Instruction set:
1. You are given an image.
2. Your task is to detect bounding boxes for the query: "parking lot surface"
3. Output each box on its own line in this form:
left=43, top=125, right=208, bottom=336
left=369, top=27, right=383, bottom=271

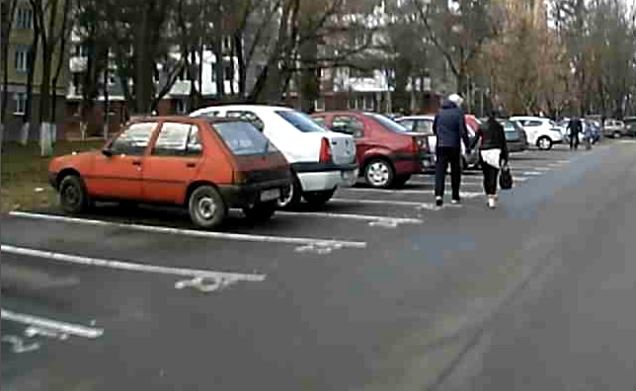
left=2, top=141, right=636, bottom=390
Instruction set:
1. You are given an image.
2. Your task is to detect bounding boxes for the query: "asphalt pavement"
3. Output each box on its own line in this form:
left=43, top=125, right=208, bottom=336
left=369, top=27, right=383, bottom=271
left=2, top=140, right=635, bottom=390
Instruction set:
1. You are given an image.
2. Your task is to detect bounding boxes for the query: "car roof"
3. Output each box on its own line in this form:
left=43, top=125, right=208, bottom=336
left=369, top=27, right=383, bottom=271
left=191, top=104, right=293, bottom=115
left=397, top=115, right=435, bottom=120
left=132, top=116, right=248, bottom=125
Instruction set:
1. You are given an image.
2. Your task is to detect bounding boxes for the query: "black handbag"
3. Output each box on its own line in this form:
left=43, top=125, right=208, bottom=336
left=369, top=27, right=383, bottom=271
left=499, top=164, right=513, bottom=190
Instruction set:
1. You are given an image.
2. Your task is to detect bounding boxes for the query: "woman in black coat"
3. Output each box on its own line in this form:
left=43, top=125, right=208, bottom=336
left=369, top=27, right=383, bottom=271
left=470, top=112, right=509, bottom=208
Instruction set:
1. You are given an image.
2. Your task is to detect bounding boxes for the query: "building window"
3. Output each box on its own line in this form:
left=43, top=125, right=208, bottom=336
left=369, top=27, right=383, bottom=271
left=15, top=7, right=33, bottom=29
left=222, top=36, right=232, bottom=53
left=224, top=62, right=233, bottom=81
left=175, top=99, right=187, bottom=114
left=14, top=93, right=27, bottom=115
left=75, top=43, right=89, bottom=58
left=14, top=46, right=29, bottom=73
left=314, top=98, right=325, bottom=112
left=350, top=67, right=374, bottom=79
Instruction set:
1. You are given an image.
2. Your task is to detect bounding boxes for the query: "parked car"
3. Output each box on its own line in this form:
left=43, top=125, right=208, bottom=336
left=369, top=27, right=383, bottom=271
left=48, top=117, right=292, bottom=229
left=624, top=117, right=636, bottom=137
left=508, top=116, right=564, bottom=150
left=312, top=111, right=429, bottom=188
left=499, top=119, right=528, bottom=152
left=396, top=114, right=481, bottom=169
left=190, top=105, right=358, bottom=208
left=603, top=119, right=628, bottom=138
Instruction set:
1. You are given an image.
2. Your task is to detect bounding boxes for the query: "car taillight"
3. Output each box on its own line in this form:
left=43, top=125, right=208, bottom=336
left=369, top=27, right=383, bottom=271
left=319, top=137, right=332, bottom=164
left=412, top=136, right=426, bottom=153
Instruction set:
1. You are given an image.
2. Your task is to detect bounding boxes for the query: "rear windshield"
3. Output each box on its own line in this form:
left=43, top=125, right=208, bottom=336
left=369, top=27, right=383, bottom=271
left=213, top=121, right=274, bottom=155
left=368, top=113, right=409, bottom=133
left=276, top=110, right=327, bottom=133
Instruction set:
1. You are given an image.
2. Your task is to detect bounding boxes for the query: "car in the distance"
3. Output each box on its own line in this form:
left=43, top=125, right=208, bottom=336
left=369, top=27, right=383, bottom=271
left=624, top=117, right=636, bottom=137
left=499, top=119, right=528, bottom=152
left=603, top=119, right=629, bottom=138
left=312, top=111, right=429, bottom=188
left=48, top=117, right=292, bottom=229
left=509, top=116, right=564, bottom=150
left=190, top=105, right=358, bottom=208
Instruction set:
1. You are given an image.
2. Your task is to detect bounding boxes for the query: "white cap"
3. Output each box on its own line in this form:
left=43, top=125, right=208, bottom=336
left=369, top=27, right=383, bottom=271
left=448, top=93, right=464, bottom=106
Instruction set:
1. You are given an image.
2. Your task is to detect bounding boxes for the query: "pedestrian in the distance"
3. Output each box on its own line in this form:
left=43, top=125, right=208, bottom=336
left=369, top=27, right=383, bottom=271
left=470, top=111, right=509, bottom=209
left=433, top=93, right=471, bottom=207
left=568, top=117, right=582, bottom=150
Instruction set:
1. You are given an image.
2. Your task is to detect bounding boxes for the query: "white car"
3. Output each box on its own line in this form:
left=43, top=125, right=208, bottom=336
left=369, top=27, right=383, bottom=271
left=190, top=105, right=358, bottom=208
left=509, top=116, right=564, bottom=150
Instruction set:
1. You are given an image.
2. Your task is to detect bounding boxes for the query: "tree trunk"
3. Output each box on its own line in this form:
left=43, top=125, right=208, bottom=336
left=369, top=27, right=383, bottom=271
left=22, top=4, right=41, bottom=145
left=1, top=0, right=18, bottom=132
left=103, top=59, right=110, bottom=139
left=134, top=9, right=153, bottom=114
left=234, top=33, right=246, bottom=97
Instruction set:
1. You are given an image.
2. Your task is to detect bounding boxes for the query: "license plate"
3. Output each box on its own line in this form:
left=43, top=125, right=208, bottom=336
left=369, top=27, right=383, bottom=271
left=260, top=188, right=280, bottom=202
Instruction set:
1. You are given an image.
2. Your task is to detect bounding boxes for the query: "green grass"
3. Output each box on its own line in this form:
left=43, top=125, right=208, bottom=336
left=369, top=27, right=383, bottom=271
left=1, top=140, right=104, bottom=213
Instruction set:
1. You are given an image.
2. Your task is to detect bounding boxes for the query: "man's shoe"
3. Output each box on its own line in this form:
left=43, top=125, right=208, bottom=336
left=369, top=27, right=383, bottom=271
left=487, top=197, right=496, bottom=209
left=451, top=198, right=461, bottom=204
left=435, top=197, right=443, bottom=207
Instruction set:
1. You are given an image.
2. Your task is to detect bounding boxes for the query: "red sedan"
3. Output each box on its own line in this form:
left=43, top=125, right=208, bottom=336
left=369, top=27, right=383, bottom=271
left=312, top=111, right=430, bottom=188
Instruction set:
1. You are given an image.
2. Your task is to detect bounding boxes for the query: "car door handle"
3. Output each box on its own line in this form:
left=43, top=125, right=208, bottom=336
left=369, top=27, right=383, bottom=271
left=186, top=162, right=196, bottom=168
left=132, top=160, right=142, bottom=166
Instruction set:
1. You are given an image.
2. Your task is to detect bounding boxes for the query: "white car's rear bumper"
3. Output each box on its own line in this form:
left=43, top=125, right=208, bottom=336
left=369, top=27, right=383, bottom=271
left=298, top=169, right=358, bottom=191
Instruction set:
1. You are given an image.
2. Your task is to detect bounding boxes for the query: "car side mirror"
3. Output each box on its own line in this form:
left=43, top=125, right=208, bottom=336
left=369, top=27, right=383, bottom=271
left=102, top=148, right=113, bottom=157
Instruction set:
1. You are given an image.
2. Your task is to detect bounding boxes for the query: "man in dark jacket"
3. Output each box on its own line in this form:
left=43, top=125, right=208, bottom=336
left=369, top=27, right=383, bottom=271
left=568, top=117, right=582, bottom=150
left=433, top=93, right=471, bottom=207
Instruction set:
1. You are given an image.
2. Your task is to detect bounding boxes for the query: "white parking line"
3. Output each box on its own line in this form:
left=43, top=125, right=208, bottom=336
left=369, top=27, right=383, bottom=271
left=330, top=198, right=461, bottom=210
left=1, top=308, right=103, bottom=339
left=342, top=188, right=484, bottom=198
left=1, top=244, right=266, bottom=283
left=276, top=211, right=422, bottom=224
left=520, top=171, right=544, bottom=176
left=8, top=211, right=366, bottom=250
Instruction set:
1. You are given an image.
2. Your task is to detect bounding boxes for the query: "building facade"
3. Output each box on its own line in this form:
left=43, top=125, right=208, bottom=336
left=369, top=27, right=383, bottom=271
left=0, top=0, right=67, bottom=142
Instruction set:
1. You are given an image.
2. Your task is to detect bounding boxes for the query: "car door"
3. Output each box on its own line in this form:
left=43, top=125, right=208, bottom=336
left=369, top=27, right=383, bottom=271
left=88, top=122, right=157, bottom=200
left=142, top=121, right=205, bottom=204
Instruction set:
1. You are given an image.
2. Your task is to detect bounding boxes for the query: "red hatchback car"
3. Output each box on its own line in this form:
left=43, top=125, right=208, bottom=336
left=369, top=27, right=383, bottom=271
left=312, top=112, right=430, bottom=188
left=48, top=117, right=291, bottom=229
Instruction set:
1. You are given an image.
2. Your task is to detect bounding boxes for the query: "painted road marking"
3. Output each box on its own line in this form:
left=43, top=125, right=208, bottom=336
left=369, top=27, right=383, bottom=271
left=1, top=335, right=40, bottom=353
left=8, top=211, right=366, bottom=252
left=1, top=308, right=103, bottom=339
left=343, top=188, right=484, bottom=198
left=276, top=211, right=422, bottom=226
left=520, top=171, right=544, bottom=176
left=330, top=198, right=462, bottom=210
left=1, top=245, right=267, bottom=293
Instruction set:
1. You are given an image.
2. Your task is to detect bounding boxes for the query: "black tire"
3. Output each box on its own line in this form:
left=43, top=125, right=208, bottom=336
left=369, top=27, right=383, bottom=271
left=277, top=174, right=302, bottom=209
left=536, top=136, right=553, bottom=150
left=393, top=174, right=411, bottom=188
left=188, top=185, right=227, bottom=229
left=59, top=175, right=89, bottom=214
left=303, top=189, right=336, bottom=207
left=364, top=158, right=395, bottom=188
left=243, top=201, right=277, bottom=222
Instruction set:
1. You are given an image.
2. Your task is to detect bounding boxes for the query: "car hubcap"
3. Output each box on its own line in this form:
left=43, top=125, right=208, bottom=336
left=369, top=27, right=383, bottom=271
left=367, top=162, right=389, bottom=186
left=540, top=139, right=550, bottom=149
left=63, top=185, right=79, bottom=206
left=198, top=197, right=216, bottom=220
left=278, top=183, right=294, bottom=207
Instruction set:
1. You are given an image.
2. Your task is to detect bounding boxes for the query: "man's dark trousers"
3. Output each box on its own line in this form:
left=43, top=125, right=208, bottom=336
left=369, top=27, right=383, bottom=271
left=570, top=132, right=579, bottom=150
left=435, top=147, right=462, bottom=200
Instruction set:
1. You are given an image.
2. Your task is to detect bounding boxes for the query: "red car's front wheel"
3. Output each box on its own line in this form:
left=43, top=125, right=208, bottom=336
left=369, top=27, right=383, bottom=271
left=59, top=175, right=89, bottom=214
